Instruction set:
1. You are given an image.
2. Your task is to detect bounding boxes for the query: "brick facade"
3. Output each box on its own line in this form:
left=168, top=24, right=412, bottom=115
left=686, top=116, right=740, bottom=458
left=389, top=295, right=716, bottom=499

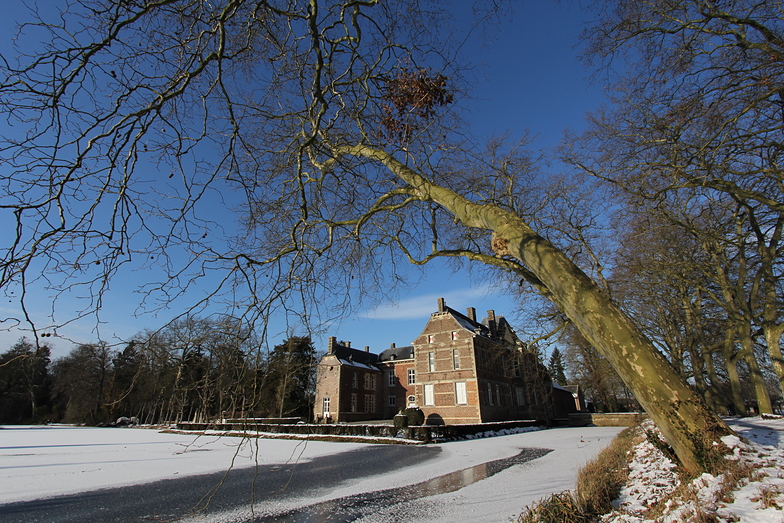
left=313, top=298, right=573, bottom=424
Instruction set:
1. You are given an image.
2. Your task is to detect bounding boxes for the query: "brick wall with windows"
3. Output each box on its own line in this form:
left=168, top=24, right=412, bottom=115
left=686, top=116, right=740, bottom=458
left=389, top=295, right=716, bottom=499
left=313, top=299, right=570, bottom=425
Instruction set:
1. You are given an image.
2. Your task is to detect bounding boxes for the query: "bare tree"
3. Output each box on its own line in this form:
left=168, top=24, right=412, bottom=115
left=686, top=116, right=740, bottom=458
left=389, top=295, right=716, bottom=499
left=567, top=0, right=784, bottom=401
left=0, top=0, right=732, bottom=472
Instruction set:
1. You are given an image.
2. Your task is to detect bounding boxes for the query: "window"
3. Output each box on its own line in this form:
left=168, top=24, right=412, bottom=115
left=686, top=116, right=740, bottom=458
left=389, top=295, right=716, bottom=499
left=407, top=395, right=416, bottom=406
left=424, top=384, right=435, bottom=406
left=365, top=394, right=376, bottom=413
left=428, top=334, right=435, bottom=344
left=516, top=387, right=525, bottom=406
left=455, top=382, right=467, bottom=405
left=352, top=373, right=358, bottom=388
left=322, top=397, right=331, bottom=415
left=408, top=368, right=416, bottom=385
left=453, top=349, right=460, bottom=369
left=487, top=383, right=494, bottom=406
left=364, top=373, right=376, bottom=390
left=350, top=393, right=358, bottom=412
left=388, top=395, right=397, bottom=407
left=388, top=370, right=396, bottom=387
left=428, top=352, right=435, bottom=372
left=451, top=331, right=458, bottom=341
left=495, top=384, right=501, bottom=406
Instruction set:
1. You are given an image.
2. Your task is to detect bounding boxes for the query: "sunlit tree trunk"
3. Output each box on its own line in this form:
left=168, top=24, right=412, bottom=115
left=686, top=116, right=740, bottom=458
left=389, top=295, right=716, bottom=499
left=341, top=146, right=732, bottom=474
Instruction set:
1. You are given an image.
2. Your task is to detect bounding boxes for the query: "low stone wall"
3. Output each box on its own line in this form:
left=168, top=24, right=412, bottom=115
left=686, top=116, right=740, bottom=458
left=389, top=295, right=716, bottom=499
left=223, top=417, right=301, bottom=425
left=175, top=419, right=541, bottom=443
left=569, top=412, right=648, bottom=427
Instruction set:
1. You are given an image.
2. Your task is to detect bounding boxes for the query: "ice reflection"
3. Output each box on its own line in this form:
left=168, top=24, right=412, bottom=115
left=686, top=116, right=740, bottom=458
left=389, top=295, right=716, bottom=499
left=258, top=447, right=552, bottom=522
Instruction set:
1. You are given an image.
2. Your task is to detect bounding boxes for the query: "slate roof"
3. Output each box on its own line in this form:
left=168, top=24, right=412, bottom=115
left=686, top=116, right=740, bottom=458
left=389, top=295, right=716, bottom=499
left=445, top=307, right=492, bottom=337
left=331, top=344, right=380, bottom=369
left=378, top=345, right=415, bottom=362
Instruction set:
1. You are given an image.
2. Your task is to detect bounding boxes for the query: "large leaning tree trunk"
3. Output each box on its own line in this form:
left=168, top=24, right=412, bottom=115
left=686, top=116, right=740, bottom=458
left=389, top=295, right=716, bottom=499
left=334, top=145, right=732, bottom=475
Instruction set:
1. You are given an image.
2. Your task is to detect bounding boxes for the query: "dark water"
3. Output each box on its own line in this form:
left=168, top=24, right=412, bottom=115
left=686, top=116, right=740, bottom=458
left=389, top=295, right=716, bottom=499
left=256, top=447, right=553, bottom=522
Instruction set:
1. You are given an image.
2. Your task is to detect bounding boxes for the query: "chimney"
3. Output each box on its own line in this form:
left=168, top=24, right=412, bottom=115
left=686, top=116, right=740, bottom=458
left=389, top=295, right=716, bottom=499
left=466, top=307, right=476, bottom=322
left=390, top=342, right=396, bottom=349
left=364, top=345, right=370, bottom=352
left=345, top=341, right=351, bottom=348
left=328, top=336, right=337, bottom=354
left=487, top=310, right=497, bottom=336
left=437, top=297, right=446, bottom=312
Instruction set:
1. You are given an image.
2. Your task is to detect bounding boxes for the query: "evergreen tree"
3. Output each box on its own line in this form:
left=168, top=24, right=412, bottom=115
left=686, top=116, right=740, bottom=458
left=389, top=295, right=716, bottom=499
left=261, top=337, right=316, bottom=419
left=547, top=348, right=567, bottom=386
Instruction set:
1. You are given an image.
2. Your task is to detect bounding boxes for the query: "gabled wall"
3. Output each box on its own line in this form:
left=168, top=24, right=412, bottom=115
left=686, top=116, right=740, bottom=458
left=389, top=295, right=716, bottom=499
left=312, top=298, right=577, bottom=425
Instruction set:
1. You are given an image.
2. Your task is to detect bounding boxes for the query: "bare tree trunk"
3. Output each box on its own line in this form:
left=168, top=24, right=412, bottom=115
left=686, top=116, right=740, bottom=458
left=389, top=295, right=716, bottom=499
left=702, top=350, right=727, bottom=416
left=341, top=146, right=732, bottom=474
left=738, top=323, right=773, bottom=415
left=764, top=326, right=784, bottom=399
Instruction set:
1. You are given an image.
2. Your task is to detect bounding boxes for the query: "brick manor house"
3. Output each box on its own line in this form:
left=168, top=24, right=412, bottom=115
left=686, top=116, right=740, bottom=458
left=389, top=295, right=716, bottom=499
left=313, top=298, right=579, bottom=425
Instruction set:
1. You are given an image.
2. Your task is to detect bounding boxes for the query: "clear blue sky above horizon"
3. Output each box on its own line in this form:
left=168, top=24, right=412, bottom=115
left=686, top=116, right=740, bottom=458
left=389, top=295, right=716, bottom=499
left=0, top=1, right=607, bottom=359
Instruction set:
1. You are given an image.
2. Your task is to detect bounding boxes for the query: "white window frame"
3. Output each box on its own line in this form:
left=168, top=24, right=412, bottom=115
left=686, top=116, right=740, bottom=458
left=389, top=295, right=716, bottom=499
left=350, top=393, right=358, bottom=412
left=424, top=384, right=435, bottom=406
left=408, top=368, right=416, bottom=385
left=428, top=352, right=435, bottom=372
left=453, top=349, right=460, bottom=369
left=455, top=382, right=468, bottom=405
left=322, top=397, right=331, bottom=415
left=388, top=395, right=396, bottom=407
left=388, top=370, right=396, bottom=387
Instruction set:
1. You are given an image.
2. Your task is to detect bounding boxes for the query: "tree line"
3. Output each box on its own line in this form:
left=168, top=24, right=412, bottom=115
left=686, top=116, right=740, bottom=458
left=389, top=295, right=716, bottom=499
left=0, top=318, right=316, bottom=425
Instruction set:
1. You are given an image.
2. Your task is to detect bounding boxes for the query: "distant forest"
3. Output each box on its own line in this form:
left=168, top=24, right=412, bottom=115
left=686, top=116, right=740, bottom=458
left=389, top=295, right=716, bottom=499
left=0, top=316, right=316, bottom=425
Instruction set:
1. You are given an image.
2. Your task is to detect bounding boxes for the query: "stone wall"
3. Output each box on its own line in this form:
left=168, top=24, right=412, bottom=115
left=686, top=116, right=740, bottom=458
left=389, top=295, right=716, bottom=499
left=176, top=419, right=541, bottom=443
left=569, top=412, right=648, bottom=427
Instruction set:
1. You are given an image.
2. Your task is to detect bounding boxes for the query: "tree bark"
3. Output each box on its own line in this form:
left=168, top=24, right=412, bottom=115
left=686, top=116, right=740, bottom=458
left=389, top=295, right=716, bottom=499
left=737, top=321, right=773, bottom=415
left=339, top=145, right=732, bottom=474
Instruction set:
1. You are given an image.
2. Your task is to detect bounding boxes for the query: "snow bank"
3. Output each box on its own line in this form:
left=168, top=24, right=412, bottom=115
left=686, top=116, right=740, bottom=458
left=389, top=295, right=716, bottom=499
left=602, top=417, right=784, bottom=523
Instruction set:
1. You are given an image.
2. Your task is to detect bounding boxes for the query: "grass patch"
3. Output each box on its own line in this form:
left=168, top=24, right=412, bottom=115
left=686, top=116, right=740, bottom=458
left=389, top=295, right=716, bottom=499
left=517, top=492, right=592, bottom=523
left=517, top=426, right=638, bottom=522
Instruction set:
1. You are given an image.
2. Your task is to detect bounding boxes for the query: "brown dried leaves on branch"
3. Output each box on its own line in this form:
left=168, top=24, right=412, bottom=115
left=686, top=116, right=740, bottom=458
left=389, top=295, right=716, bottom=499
left=380, top=68, right=454, bottom=144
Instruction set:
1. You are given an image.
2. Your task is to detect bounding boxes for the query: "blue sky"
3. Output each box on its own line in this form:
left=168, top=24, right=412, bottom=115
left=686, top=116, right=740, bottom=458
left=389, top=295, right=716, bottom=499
left=0, top=1, right=606, bottom=359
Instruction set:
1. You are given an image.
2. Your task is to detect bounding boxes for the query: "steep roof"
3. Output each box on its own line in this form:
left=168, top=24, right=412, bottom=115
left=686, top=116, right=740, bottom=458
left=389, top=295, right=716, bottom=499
left=448, top=307, right=492, bottom=336
left=378, top=345, right=415, bottom=362
left=330, top=344, right=380, bottom=369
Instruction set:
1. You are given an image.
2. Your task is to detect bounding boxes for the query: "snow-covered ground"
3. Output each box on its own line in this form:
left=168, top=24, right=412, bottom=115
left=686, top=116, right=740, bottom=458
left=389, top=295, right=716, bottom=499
left=0, top=423, right=622, bottom=521
left=603, top=417, right=784, bottom=523
left=3, top=419, right=781, bottom=522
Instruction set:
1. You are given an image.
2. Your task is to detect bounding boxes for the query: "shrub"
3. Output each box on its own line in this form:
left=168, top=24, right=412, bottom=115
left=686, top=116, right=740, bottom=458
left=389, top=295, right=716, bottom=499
left=404, top=407, right=425, bottom=426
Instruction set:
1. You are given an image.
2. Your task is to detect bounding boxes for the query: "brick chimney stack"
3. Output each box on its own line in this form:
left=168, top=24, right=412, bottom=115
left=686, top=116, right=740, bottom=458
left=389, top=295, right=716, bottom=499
left=390, top=342, right=396, bottom=348
left=364, top=346, right=370, bottom=352
left=487, top=310, right=497, bottom=336
left=466, top=307, right=476, bottom=322
left=437, top=297, right=446, bottom=312
left=328, top=336, right=337, bottom=354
